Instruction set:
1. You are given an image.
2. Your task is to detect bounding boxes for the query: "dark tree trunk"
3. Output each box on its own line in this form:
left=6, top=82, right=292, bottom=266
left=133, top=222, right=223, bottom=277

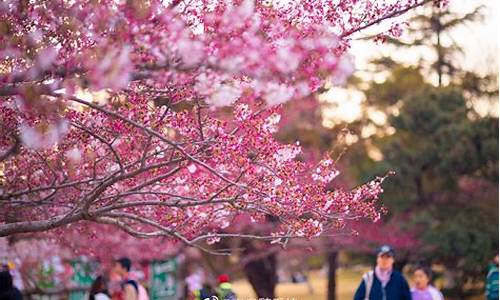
left=436, top=30, right=443, bottom=86
left=241, top=239, right=277, bottom=298
left=243, top=252, right=277, bottom=298
left=327, top=250, right=338, bottom=300
left=415, top=175, right=426, bottom=205
left=432, top=13, right=444, bottom=87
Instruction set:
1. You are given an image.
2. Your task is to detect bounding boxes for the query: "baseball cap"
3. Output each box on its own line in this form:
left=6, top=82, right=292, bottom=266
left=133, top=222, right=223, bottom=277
left=218, top=274, right=230, bottom=283
left=377, top=245, right=395, bottom=257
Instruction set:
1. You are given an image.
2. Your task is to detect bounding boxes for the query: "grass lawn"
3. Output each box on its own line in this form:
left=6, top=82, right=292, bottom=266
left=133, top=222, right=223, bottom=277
left=231, top=268, right=486, bottom=300
left=231, top=268, right=367, bottom=300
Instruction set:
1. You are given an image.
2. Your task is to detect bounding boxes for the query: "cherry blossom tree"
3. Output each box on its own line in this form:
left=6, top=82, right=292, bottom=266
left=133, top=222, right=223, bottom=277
left=0, top=0, right=444, bottom=253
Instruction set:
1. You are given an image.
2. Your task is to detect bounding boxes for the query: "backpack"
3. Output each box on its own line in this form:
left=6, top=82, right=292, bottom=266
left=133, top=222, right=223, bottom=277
left=220, top=291, right=237, bottom=300
left=124, top=279, right=150, bottom=300
left=194, top=288, right=217, bottom=300
left=362, top=271, right=374, bottom=300
left=217, top=284, right=237, bottom=300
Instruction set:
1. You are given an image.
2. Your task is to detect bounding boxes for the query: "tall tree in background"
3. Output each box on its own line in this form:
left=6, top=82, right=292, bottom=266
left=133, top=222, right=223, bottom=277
left=386, top=5, right=484, bottom=86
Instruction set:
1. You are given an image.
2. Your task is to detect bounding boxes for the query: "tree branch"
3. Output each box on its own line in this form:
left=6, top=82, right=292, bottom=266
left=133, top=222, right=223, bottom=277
left=341, top=0, right=433, bottom=38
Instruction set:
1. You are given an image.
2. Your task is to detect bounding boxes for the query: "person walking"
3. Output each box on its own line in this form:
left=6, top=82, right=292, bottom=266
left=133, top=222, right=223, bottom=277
left=112, top=258, right=148, bottom=300
left=354, top=245, right=411, bottom=300
left=216, top=274, right=237, bottom=300
left=193, top=283, right=218, bottom=300
left=112, top=258, right=137, bottom=300
left=89, top=275, right=111, bottom=300
left=0, top=269, right=22, bottom=300
left=185, top=266, right=205, bottom=300
left=486, top=254, right=499, bottom=300
left=410, top=266, right=443, bottom=300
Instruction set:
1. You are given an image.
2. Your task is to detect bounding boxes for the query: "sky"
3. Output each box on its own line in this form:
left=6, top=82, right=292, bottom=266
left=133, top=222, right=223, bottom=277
left=321, top=0, right=499, bottom=126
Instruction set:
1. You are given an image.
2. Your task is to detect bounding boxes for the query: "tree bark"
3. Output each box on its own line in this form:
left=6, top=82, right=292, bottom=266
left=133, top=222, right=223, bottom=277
left=241, top=240, right=277, bottom=298
left=327, top=250, right=338, bottom=300
left=415, top=175, right=426, bottom=205
left=0, top=213, right=83, bottom=237
left=432, top=13, right=444, bottom=87
left=243, top=253, right=277, bottom=298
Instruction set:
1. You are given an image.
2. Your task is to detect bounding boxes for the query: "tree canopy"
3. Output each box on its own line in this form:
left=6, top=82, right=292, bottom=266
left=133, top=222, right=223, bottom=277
left=0, top=0, right=443, bottom=254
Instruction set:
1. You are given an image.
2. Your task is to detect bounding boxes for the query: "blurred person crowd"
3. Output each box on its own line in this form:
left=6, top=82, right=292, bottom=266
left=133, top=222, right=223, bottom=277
left=354, top=245, right=499, bottom=300
left=0, top=249, right=498, bottom=300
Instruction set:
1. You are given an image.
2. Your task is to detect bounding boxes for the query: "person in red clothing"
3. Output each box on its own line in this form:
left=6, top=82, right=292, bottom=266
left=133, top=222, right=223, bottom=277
left=216, top=274, right=237, bottom=300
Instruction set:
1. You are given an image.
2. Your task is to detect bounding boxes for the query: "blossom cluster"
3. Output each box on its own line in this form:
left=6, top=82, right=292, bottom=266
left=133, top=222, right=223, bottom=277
left=0, top=0, right=442, bottom=247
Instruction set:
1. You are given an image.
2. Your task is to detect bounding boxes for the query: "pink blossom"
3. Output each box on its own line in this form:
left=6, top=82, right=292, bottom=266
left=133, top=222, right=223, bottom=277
left=89, top=46, right=132, bottom=90
left=187, top=164, right=197, bottom=173
left=274, top=146, right=302, bottom=163
left=35, top=46, right=58, bottom=71
left=0, top=0, right=432, bottom=247
left=177, top=37, right=205, bottom=67
left=275, top=40, right=301, bottom=73
left=65, top=148, right=82, bottom=162
left=19, top=120, right=69, bottom=149
left=207, top=84, right=242, bottom=107
left=331, top=55, right=355, bottom=85
left=264, top=83, right=295, bottom=106
left=389, top=22, right=407, bottom=38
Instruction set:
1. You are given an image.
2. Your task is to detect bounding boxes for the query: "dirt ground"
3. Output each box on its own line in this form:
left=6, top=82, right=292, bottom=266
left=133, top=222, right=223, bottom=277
left=231, top=269, right=486, bottom=300
left=231, top=268, right=364, bottom=300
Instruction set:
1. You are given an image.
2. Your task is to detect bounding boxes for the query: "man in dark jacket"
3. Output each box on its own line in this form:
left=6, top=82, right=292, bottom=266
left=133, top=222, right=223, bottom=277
left=354, top=245, right=411, bottom=300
